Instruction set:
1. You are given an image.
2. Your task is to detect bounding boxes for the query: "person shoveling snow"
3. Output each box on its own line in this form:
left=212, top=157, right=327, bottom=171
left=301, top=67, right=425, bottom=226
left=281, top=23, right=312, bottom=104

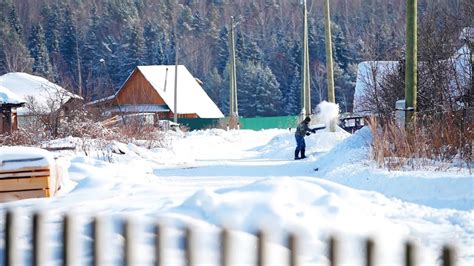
left=294, top=101, right=340, bottom=160
left=294, top=116, right=325, bottom=160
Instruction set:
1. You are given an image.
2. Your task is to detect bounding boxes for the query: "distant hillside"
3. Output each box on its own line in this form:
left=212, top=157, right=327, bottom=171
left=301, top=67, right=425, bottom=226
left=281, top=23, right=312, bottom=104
left=0, top=0, right=471, bottom=116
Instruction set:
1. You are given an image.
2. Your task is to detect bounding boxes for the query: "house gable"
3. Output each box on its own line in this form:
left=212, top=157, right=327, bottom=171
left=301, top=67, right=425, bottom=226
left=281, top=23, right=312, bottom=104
left=138, top=65, right=224, bottom=118
left=116, top=69, right=167, bottom=106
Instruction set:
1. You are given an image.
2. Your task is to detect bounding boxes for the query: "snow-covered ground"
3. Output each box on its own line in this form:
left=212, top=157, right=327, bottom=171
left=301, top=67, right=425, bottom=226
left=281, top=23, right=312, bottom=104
left=1, top=126, right=473, bottom=265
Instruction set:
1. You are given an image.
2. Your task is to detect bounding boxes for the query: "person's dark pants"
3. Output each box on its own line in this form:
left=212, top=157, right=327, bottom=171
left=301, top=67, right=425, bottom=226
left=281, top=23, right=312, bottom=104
left=295, top=135, right=306, bottom=159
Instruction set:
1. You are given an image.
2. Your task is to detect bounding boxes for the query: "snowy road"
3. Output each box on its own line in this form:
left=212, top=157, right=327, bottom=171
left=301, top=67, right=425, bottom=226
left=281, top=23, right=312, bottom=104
left=1, top=128, right=473, bottom=265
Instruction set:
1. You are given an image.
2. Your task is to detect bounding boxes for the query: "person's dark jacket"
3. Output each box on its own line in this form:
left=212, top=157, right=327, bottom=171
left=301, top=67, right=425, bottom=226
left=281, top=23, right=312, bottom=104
left=295, top=121, right=314, bottom=137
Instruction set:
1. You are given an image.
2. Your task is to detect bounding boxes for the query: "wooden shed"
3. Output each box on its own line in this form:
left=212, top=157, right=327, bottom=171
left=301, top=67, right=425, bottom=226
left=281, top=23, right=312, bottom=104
left=0, top=85, right=25, bottom=134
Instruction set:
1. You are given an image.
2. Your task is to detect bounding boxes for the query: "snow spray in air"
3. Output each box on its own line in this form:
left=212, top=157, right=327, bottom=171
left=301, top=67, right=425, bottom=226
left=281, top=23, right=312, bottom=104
left=314, top=101, right=340, bottom=127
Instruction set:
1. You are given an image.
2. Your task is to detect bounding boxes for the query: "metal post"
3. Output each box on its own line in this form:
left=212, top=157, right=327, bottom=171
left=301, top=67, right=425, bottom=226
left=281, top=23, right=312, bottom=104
left=324, top=0, right=337, bottom=132
left=405, top=0, right=418, bottom=126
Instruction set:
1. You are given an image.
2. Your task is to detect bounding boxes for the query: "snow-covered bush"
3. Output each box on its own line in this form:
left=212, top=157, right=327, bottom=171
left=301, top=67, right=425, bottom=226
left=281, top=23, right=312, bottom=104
left=0, top=129, right=36, bottom=146
left=57, top=107, right=111, bottom=139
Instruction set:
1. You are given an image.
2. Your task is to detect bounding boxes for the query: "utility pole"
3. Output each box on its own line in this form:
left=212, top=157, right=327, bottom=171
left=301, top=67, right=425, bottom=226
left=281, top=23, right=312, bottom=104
left=301, top=0, right=311, bottom=119
left=228, top=16, right=239, bottom=128
left=75, top=25, right=83, bottom=97
left=405, top=0, right=417, bottom=127
left=324, top=0, right=336, bottom=132
left=173, top=40, right=179, bottom=124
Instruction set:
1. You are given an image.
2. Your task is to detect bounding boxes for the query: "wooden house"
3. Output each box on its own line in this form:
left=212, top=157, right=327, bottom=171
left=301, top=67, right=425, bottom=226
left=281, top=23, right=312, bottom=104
left=0, top=85, right=25, bottom=134
left=0, top=72, right=83, bottom=128
left=89, top=65, right=224, bottom=122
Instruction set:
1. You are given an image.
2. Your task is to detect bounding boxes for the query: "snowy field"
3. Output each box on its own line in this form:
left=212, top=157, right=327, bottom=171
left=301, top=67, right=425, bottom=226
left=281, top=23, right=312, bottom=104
left=1, top=126, right=473, bottom=265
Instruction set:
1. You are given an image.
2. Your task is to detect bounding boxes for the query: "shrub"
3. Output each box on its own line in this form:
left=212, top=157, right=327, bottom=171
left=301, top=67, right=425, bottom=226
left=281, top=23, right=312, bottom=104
left=368, top=108, right=473, bottom=171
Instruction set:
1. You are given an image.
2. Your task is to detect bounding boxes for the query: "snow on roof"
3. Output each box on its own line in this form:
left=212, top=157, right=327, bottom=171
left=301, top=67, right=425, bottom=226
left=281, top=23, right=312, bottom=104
left=85, top=94, right=115, bottom=106
left=131, top=65, right=224, bottom=118
left=353, top=45, right=472, bottom=114
left=0, top=72, right=82, bottom=115
left=353, top=61, right=399, bottom=114
left=0, top=85, right=25, bottom=105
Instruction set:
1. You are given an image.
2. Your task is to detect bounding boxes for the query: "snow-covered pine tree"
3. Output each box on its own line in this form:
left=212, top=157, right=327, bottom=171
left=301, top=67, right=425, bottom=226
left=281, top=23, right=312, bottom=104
left=41, top=4, right=61, bottom=57
left=81, top=7, right=104, bottom=99
left=237, top=61, right=282, bottom=117
left=287, top=66, right=302, bottom=115
left=268, top=32, right=297, bottom=115
left=0, top=3, right=32, bottom=73
left=216, top=26, right=229, bottom=75
left=143, top=21, right=165, bottom=66
left=124, top=24, right=145, bottom=72
left=60, top=9, right=81, bottom=90
left=165, top=32, right=177, bottom=65
left=203, top=67, right=225, bottom=113
left=255, top=64, right=281, bottom=116
left=28, top=25, right=52, bottom=79
left=7, top=2, right=22, bottom=35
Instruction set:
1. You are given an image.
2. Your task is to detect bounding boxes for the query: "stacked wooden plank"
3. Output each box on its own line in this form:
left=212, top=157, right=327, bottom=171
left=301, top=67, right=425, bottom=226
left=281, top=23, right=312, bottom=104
left=0, top=147, right=62, bottom=203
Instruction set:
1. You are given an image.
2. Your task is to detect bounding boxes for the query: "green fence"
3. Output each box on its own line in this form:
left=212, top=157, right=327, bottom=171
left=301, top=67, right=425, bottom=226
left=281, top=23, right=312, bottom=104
left=175, top=116, right=299, bottom=131
left=239, top=116, right=299, bottom=130
left=177, top=118, right=221, bottom=130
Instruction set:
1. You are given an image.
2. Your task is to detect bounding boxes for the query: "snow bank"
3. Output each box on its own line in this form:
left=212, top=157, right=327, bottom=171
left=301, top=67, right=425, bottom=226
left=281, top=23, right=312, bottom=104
left=1, top=128, right=472, bottom=265
left=315, top=126, right=372, bottom=172
left=314, top=127, right=474, bottom=210
left=169, top=177, right=468, bottom=265
left=173, top=177, right=405, bottom=236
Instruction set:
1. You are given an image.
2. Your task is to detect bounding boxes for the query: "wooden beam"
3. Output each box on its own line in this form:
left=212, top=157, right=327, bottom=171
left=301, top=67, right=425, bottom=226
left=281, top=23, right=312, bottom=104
left=0, top=170, right=50, bottom=179
left=0, top=176, right=51, bottom=192
left=0, top=166, right=50, bottom=175
left=0, top=189, right=49, bottom=202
